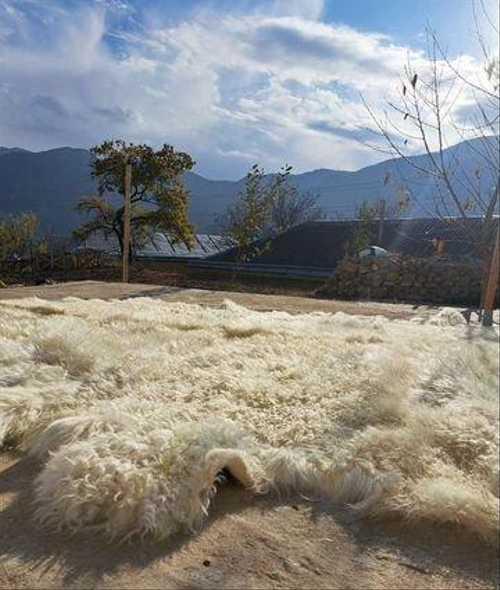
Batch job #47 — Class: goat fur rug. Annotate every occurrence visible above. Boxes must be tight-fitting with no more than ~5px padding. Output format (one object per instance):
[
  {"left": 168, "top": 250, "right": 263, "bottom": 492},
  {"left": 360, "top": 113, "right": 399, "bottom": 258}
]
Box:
[{"left": 0, "top": 297, "right": 498, "bottom": 544}]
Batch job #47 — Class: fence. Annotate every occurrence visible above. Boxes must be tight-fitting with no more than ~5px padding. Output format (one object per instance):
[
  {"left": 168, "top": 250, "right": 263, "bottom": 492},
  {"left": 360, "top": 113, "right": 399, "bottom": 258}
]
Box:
[{"left": 0, "top": 248, "right": 113, "bottom": 283}]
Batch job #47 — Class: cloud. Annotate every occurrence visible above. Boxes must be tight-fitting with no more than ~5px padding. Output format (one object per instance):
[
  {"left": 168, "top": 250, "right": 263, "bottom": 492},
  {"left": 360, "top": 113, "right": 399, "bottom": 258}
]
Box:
[
  {"left": 267, "top": 0, "right": 324, "bottom": 20},
  {"left": 250, "top": 19, "right": 396, "bottom": 84},
  {"left": 0, "top": 0, "right": 490, "bottom": 179},
  {"left": 307, "top": 120, "right": 374, "bottom": 142},
  {"left": 0, "top": 2, "right": 220, "bottom": 149}
]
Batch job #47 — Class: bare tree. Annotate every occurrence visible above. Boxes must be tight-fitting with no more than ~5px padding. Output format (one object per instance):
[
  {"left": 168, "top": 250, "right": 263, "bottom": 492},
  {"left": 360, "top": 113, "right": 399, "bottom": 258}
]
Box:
[{"left": 363, "top": 1, "right": 499, "bottom": 320}]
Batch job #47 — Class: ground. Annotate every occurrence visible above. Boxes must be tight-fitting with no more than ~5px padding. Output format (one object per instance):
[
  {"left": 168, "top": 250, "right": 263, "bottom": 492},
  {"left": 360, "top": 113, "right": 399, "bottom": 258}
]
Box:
[
  {"left": 0, "top": 280, "right": 427, "bottom": 320},
  {"left": 0, "top": 260, "right": 324, "bottom": 297},
  {"left": 0, "top": 281, "right": 497, "bottom": 590},
  {"left": 1, "top": 453, "right": 496, "bottom": 590}
]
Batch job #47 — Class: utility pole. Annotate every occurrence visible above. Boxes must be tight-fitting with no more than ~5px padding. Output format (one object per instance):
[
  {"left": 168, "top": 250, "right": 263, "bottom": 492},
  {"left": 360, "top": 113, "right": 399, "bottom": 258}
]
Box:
[
  {"left": 482, "top": 226, "right": 499, "bottom": 327},
  {"left": 377, "top": 199, "right": 386, "bottom": 245},
  {"left": 122, "top": 161, "right": 132, "bottom": 283}
]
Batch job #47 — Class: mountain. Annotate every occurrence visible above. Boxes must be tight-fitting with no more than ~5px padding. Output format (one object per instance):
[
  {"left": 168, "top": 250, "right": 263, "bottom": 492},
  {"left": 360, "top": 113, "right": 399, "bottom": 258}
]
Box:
[
  {"left": 287, "top": 136, "right": 499, "bottom": 219},
  {"left": 0, "top": 146, "right": 242, "bottom": 235},
  {"left": 0, "top": 147, "right": 96, "bottom": 234},
  {"left": 0, "top": 138, "right": 497, "bottom": 236}
]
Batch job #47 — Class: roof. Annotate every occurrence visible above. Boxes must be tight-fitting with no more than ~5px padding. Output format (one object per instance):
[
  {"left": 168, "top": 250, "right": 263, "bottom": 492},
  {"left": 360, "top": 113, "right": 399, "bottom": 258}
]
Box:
[
  {"left": 360, "top": 246, "right": 389, "bottom": 258},
  {"left": 74, "top": 232, "right": 233, "bottom": 259},
  {"left": 212, "top": 218, "right": 494, "bottom": 268},
  {"left": 139, "top": 232, "right": 233, "bottom": 258}
]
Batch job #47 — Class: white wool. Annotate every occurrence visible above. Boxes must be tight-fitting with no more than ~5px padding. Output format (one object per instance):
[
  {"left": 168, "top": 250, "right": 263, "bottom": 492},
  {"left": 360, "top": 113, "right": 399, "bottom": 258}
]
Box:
[
  {"left": 28, "top": 413, "right": 130, "bottom": 459},
  {"left": 404, "top": 470, "right": 498, "bottom": 543},
  {"left": 0, "top": 297, "right": 498, "bottom": 543},
  {"left": 427, "top": 307, "right": 467, "bottom": 326},
  {"left": 34, "top": 419, "right": 265, "bottom": 540}
]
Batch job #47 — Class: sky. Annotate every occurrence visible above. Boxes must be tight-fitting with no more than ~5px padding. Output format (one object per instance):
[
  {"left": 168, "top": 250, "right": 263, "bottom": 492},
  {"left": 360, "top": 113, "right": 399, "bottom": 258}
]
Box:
[{"left": 0, "top": 0, "right": 498, "bottom": 179}]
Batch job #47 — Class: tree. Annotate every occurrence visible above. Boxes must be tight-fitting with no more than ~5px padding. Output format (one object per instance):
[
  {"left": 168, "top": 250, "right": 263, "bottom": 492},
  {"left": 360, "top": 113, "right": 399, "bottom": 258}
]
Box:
[
  {"left": 270, "top": 165, "right": 325, "bottom": 233},
  {"left": 0, "top": 212, "right": 39, "bottom": 263},
  {"left": 345, "top": 197, "right": 409, "bottom": 256},
  {"left": 363, "top": 2, "right": 499, "bottom": 320},
  {"left": 347, "top": 201, "right": 380, "bottom": 256},
  {"left": 220, "top": 164, "right": 325, "bottom": 261},
  {"left": 74, "top": 140, "right": 195, "bottom": 257},
  {"left": 219, "top": 164, "right": 270, "bottom": 262}
]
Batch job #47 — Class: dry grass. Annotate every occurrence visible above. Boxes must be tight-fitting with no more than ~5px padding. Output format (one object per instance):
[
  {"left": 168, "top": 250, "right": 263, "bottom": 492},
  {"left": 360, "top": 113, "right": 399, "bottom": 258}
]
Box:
[{"left": 0, "top": 297, "right": 498, "bottom": 544}]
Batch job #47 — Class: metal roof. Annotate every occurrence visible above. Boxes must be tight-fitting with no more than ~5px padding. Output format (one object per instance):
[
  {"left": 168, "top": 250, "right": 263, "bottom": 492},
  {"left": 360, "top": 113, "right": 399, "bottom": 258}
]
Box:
[{"left": 74, "top": 231, "right": 233, "bottom": 259}]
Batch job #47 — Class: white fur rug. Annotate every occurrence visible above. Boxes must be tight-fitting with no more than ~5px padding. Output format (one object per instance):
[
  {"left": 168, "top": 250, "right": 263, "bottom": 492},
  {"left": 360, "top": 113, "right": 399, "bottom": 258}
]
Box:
[{"left": 0, "top": 297, "right": 498, "bottom": 543}]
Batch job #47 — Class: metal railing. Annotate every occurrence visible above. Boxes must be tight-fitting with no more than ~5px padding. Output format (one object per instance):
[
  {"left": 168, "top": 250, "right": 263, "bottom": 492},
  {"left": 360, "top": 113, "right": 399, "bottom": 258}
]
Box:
[{"left": 135, "top": 256, "right": 335, "bottom": 279}]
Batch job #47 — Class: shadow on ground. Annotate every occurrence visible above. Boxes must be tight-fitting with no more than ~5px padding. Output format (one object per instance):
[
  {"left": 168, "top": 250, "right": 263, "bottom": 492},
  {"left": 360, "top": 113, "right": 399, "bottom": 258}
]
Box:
[{"left": 0, "top": 455, "right": 497, "bottom": 589}]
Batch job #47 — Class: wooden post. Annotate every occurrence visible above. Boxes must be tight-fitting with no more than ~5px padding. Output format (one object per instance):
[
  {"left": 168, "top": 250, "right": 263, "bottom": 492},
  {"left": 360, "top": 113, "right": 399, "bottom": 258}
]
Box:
[
  {"left": 122, "top": 162, "right": 132, "bottom": 283},
  {"left": 482, "top": 226, "right": 499, "bottom": 327},
  {"left": 377, "top": 199, "right": 386, "bottom": 245},
  {"left": 30, "top": 242, "right": 34, "bottom": 281}
]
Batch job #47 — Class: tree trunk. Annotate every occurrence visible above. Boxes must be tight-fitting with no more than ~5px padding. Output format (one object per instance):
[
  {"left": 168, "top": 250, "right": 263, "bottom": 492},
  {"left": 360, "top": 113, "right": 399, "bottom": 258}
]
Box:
[
  {"left": 482, "top": 228, "right": 499, "bottom": 327},
  {"left": 116, "top": 231, "right": 124, "bottom": 258},
  {"left": 478, "top": 185, "right": 499, "bottom": 318}
]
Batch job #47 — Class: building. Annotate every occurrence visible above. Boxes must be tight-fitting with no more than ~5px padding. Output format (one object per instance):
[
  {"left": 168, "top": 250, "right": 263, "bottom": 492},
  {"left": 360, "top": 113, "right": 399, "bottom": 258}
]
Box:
[
  {"left": 73, "top": 231, "right": 233, "bottom": 260},
  {"left": 211, "top": 218, "right": 492, "bottom": 269}
]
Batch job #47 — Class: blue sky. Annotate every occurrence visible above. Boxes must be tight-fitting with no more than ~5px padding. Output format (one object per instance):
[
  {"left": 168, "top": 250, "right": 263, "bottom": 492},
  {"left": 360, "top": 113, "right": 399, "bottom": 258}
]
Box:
[{"left": 0, "top": 0, "right": 498, "bottom": 178}]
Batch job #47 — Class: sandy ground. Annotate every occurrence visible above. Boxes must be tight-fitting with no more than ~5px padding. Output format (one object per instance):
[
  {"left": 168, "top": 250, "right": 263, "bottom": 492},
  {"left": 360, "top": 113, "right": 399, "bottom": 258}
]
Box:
[
  {"left": 0, "top": 454, "right": 497, "bottom": 590},
  {"left": 0, "top": 280, "right": 434, "bottom": 320},
  {"left": 0, "top": 281, "right": 497, "bottom": 589}
]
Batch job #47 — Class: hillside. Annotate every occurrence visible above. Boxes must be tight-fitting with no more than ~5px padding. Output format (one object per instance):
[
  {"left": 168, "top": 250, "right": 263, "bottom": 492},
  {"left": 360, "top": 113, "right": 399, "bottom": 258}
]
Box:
[
  {"left": 0, "top": 147, "right": 96, "bottom": 234},
  {"left": 0, "top": 138, "right": 497, "bottom": 235}
]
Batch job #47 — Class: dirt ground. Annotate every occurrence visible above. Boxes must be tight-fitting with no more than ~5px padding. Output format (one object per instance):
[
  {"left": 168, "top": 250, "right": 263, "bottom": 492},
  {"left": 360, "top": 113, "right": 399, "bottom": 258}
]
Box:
[
  {"left": 0, "top": 260, "right": 323, "bottom": 298},
  {"left": 0, "top": 279, "right": 434, "bottom": 320},
  {"left": 0, "top": 281, "right": 497, "bottom": 589},
  {"left": 0, "top": 454, "right": 496, "bottom": 590}
]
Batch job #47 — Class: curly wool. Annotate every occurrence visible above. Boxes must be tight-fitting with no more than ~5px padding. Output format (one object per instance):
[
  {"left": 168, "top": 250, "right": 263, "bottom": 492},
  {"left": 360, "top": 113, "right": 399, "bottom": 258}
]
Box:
[
  {"left": 0, "top": 297, "right": 498, "bottom": 543},
  {"left": 34, "top": 418, "right": 267, "bottom": 540},
  {"left": 32, "top": 413, "right": 391, "bottom": 541}
]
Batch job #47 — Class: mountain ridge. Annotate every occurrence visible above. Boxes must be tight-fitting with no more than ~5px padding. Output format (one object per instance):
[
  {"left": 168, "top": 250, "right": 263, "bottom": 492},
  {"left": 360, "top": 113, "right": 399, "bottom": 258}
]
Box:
[{"left": 0, "top": 138, "right": 497, "bottom": 235}]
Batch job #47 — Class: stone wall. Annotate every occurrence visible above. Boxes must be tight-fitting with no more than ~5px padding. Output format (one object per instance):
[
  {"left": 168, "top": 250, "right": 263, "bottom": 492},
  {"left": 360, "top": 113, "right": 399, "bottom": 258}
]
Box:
[{"left": 317, "top": 255, "right": 490, "bottom": 306}]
